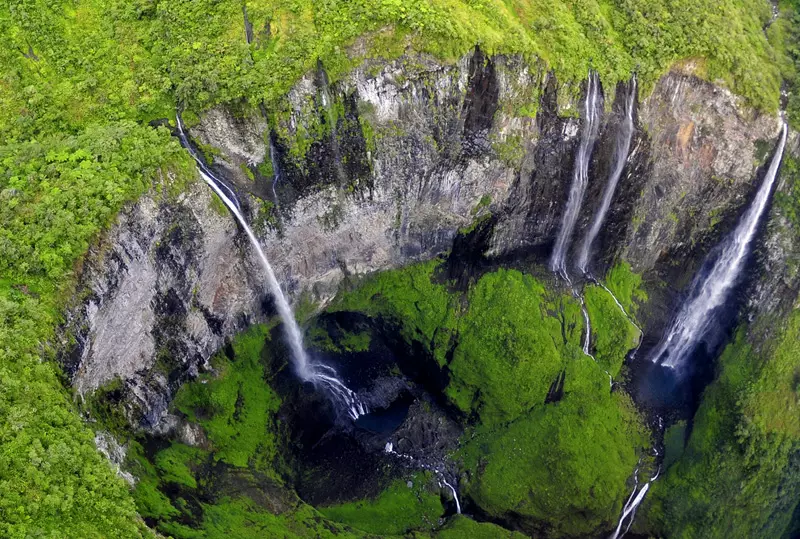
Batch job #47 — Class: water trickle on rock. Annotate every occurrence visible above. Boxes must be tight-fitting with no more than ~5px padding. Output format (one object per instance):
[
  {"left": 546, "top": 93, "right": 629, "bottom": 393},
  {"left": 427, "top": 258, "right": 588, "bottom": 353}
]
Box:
[
  {"left": 176, "top": 114, "right": 367, "bottom": 420},
  {"left": 650, "top": 123, "right": 787, "bottom": 370},
  {"left": 578, "top": 75, "right": 637, "bottom": 274},
  {"left": 551, "top": 70, "right": 602, "bottom": 277}
]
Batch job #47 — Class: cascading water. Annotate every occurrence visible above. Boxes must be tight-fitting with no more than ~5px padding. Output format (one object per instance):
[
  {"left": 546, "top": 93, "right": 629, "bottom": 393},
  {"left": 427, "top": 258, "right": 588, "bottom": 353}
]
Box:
[
  {"left": 650, "top": 123, "right": 787, "bottom": 370},
  {"left": 578, "top": 75, "right": 637, "bottom": 274},
  {"left": 176, "top": 115, "right": 367, "bottom": 420},
  {"left": 550, "top": 71, "right": 602, "bottom": 277},
  {"left": 609, "top": 466, "right": 661, "bottom": 539}
]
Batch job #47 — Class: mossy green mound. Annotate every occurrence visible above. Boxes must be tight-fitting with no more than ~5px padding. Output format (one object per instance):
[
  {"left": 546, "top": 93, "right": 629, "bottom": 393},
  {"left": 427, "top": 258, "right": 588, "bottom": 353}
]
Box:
[
  {"left": 446, "top": 269, "right": 583, "bottom": 425},
  {"left": 332, "top": 260, "right": 650, "bottom": 536},
  {"left": 321, "top": 475, "right": 444, "bottom": 535}
]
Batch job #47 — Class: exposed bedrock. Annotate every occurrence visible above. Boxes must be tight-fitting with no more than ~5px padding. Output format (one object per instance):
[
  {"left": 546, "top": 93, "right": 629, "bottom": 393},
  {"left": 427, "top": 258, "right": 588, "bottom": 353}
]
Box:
[{"left": 60, "top": 48, "right": 795, "bottom": 433}]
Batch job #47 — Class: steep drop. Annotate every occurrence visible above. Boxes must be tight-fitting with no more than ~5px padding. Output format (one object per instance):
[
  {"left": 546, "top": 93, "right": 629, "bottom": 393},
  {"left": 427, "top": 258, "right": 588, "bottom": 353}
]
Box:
[
  {"left": 578, "top": 75, "right": 637, "bottom": 274},
  {"left": 550, "top": 71, "right": 602, "bottom": 277},
  {"left": 650, "top": 123, "right": 787, "bottom": 370},
  {"left": 176, "top": 115, "right": 367, "bottom": 419}
]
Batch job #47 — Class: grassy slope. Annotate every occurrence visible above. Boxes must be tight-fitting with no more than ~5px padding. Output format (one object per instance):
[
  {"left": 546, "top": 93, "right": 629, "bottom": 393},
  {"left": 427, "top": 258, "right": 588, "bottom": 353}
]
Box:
[{"left": 0, "top": 0, "right": 789, "bottom": 144}]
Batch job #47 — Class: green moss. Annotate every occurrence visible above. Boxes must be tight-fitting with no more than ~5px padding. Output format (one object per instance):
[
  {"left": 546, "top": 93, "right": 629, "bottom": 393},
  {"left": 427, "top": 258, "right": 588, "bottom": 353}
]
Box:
[
  {"left": 460, "top": 384, "right": 649, "bottom": 537},
  {"left": 446, "top": 269, "right": 581, "bottom": 424},
  {"left": 491, "top": 133, "right": 526, "bottom": 167},
  {"left": 583, "top": 285, "right": 641, "bottom": 377},
  {"left": 155, "top": 443, "right": 206, "bottom": 489},
  {"left": 339, "top": 330, "right": 371, "bottom": 353},
  {"left": 321, "top": 474, "right": 444, "bottom": 535},
  {"left": 172, "top": 323, "right": 280, "bottom": 471},
  {"left": 434, "top": 515, "right": 528, "bottom": 538},
  {"left": 604, "top": 262, "right": 648, "bottom": 315},
  {"left": 240, "top": 162, "right": 256, "bottom": 181},
  {"left": 331, "top": 259, "right": 459, "bottom": 366}
]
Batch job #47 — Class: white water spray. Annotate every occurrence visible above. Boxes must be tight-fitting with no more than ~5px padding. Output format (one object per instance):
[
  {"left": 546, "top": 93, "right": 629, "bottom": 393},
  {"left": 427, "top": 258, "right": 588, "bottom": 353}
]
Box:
[
  {"left": 650, "top": 123, "right": 787, "bottom": 369},
  {"left": 176, "top": 115, "right": 367, "bottom": 419},
  {"left": 551, "top": 71, "right": 602, "bottom": 276},
  {"left": 578, "top": 76, "right": 637, "bottom": 274}
]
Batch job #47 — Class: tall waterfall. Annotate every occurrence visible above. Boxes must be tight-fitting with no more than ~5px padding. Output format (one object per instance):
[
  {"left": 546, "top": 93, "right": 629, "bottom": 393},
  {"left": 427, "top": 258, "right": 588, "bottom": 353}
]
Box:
[
  {"left": 176, "top": 115, "right": 367, "bottom": 420},
  {"left": 578, "top": 76, "right": 637, "bottom": 274},
  {"left": 550, "top": 71, "right": 602, "bottom": 277},
  {"left": 650, "top": 123, "right": 787, "bottom": 369}
]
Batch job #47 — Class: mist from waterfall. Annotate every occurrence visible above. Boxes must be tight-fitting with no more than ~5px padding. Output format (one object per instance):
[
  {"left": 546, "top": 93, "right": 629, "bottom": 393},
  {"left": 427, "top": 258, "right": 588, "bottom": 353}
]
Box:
[
  {"left": 550, "top": 71, "right": 602, "bottom": 277},
  {"left": 176, "top": 115, "right": 367, "bottom": 420},
  {"left": 578, "top": 75, "right": 637, "bottom": 274},
  {"left": 650, "top": 123, "right": 787, "bottom": 370}
]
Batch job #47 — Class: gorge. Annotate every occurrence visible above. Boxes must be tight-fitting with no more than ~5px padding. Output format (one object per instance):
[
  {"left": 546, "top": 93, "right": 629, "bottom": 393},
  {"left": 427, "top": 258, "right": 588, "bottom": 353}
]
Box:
[{"left": 2, "top": 1, "right": 800, "bottom": 539}]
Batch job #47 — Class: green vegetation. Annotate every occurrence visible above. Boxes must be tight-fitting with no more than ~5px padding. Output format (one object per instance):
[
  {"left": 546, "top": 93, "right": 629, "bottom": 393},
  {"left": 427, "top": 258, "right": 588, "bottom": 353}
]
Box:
[
  {"left": 333, "top": 262, "right": 650, "bottom": 536},
  {"left": 332, "top": 259, "right": 459, "bottom": 365},
  {"left": 172, "top": 324, "right": 281, "bottom": 471},
  {"left": 584, "top": 284, "right": 641, "bottom": 377},
  {"left": 461, "top": 382, "right": 648, "bottom": 536},
  {"left": 1, "top": 0, "right": 798, "bottom": 536},
  {"left": 776, "top": 154, "right": 800, "bottom": 227},
  {"left": 127, "top": 325, "right": 369, "bottom": 538},
  {"left": 446, "top": 269, "right": 582, "bottom": 424},
  {"left": 643, "top": 311, "right": 800, "bottom": 538},
  {"left": 1, "top": 0, "right": 794, "bottom": 145},
  {"left": 321, "top": 474, "right": 443, "bottom": 535},
  {"left": 0, "top": 123, "right": 190, "bottom": 538},
  {"left": 434, "top": 515, "right": 528, "bottom": 538},
  {"left": 604, "top": 262, "right": 648, "bottom": 315}
]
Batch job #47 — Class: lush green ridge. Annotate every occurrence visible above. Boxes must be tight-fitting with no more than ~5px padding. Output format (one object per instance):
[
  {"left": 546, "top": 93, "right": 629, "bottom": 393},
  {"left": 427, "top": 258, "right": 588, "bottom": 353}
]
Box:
[
  {"left": 0, "top": 124, "right": 190, "bottom": 537},
  {"left": 1, "top": 0, "right": 794, "bottom": 143}
]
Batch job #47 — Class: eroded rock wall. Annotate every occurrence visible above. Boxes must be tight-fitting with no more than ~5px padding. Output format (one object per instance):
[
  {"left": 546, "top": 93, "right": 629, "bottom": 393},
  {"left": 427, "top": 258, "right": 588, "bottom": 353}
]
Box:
[{"left": 63, "top": 49, "right": 789, "bottom": 432}]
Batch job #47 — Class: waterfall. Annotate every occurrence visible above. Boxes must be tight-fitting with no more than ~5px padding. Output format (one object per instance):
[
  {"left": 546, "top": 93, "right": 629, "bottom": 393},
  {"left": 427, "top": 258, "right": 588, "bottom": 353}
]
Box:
[
  {"left": 650, "top": 123, "right": 787, "bottom": 369},
  {"left": 550, "top": 71, "right": 602, "bottom": 277},
  {"left": 578, "top": 76, "right": 637, "bottom": 274},
  {"left": 609, "top": 466, "right": 661, "bottom": 539},
  {"left": 176, "top": 115, "right": 367, "bottom": 420}
]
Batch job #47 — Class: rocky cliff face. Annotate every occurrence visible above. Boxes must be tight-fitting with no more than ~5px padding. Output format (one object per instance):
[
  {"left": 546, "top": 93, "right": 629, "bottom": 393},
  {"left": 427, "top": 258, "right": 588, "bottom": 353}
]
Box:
[
  {"left": 60, "top": 181, "right": 271, "bottom": 430},
  {"left": 61, "top": 48, "right": 789, "bottom": 433}
]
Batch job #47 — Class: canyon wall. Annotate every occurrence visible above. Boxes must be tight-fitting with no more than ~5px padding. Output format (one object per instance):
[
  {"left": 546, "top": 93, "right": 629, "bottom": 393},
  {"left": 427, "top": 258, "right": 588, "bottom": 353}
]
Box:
[{"left": 61, "top": 49, "right": 791, "bottom": 431}]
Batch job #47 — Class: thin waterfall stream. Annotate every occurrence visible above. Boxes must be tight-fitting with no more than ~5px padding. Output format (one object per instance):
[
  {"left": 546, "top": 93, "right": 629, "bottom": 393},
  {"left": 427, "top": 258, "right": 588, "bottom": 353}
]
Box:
[
  {"left": 609, "top": 465, "right": 661, "bottom": 539},
  {"left": 650, "top": 123, "right": 787, "bottom": 369},
  {"left": 176, "top": 114, "right": 367, "bottom": 420},
  {"left": 550, "top": 71, "right": 602, "bottom": 277},
  {"left": 578, "top": 75, "right": 637, "bottom": 274}
]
